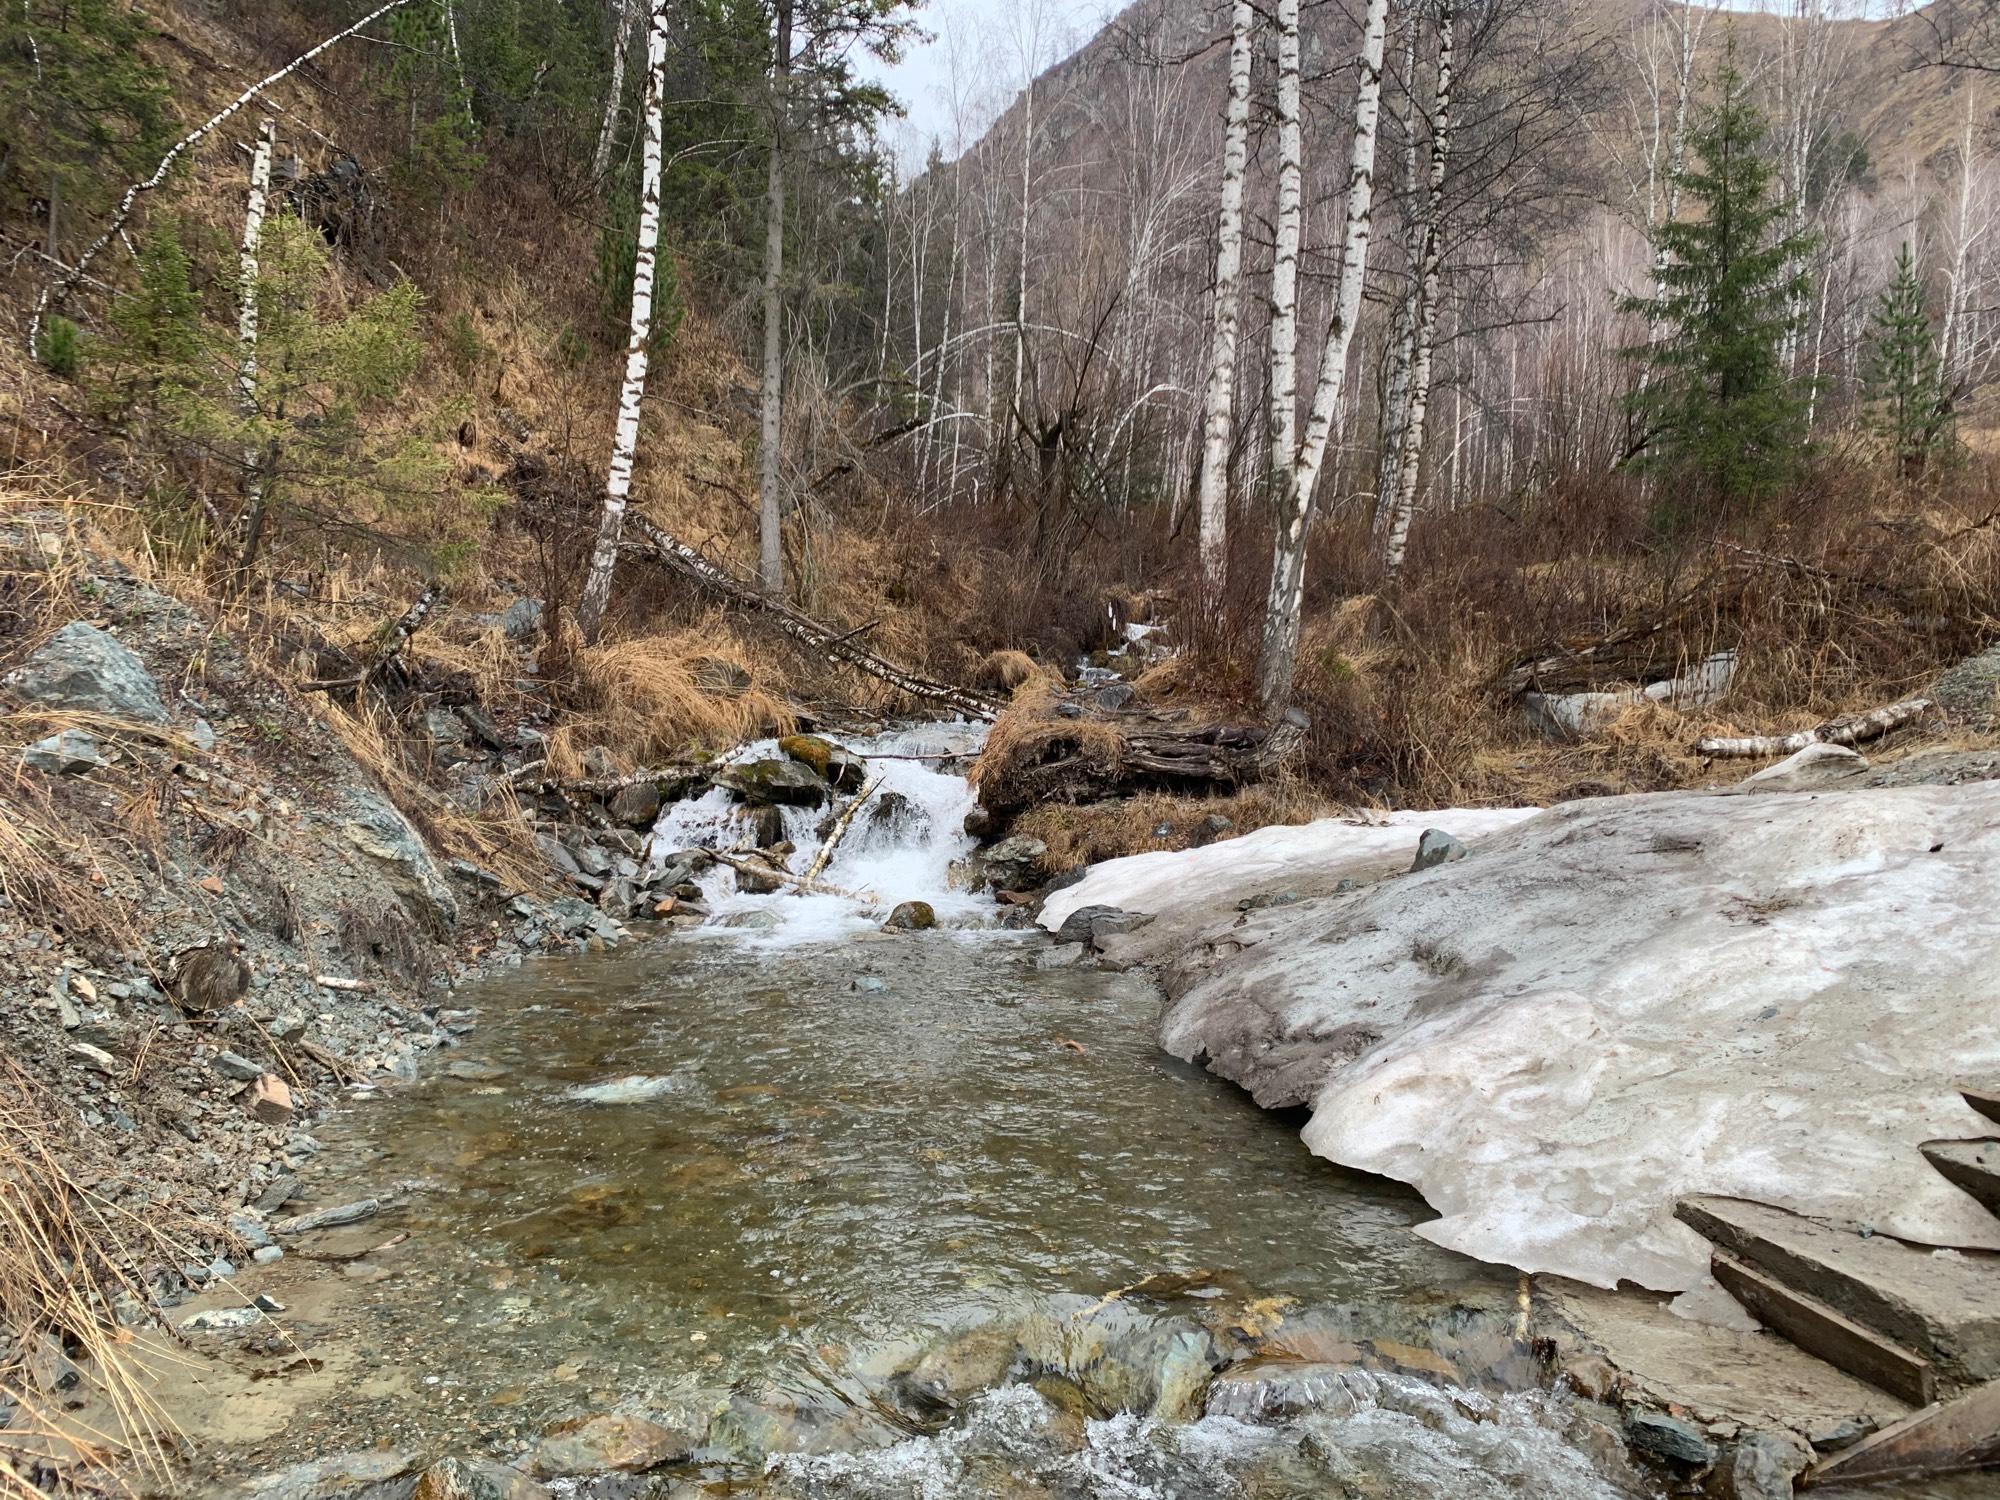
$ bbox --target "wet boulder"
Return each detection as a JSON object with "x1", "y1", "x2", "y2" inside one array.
[
  {"x1": 779, "y1": 734, "x2": 868, "y2": 792},
  {"x1": 973, "y1": 833, "x2": 1046, "y2": 892},
  {"x1": 883, "y1": 900, "x2": 936, "y2": 931},
  {"x1": 607, "y1": 780, "x2": 662, "y2": 828},
  {"x1": 895, "y1": 1320, "x2": 1021, "y2": 1412},
  {"x1": 716, "y1": 757, "x2": 829, "y2": 808},
  {"x1": 527, "y1": 1413, "x2": 693, "y2": 1478},
  {"x1": 412, "y1": 1456, "x2": 545, "y2": 1500},
  {"x1": 8, "y1": 622, "x2": 169, "y2": 723}
]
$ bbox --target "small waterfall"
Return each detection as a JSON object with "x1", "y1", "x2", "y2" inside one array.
[{"x1": 644, "y1": 721, "x2": 992, "y2": 943}]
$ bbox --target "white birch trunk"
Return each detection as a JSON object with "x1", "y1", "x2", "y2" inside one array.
[
  {"x1": 442, "y1": 0, "x2": 472, "y2": 123},
  {"x1": 1193, "y1": 0, "x2": 1255, "y2": 595},
  {"x1": 233, "y1": 120, "x2": 277, "y2": 578},
  {"x1": 1264, "y1": 0, "x2": 1304, "y2": 607},
  {"x1": 758, "y1": 0, "x2": 793, "y2": 594},
  {"x1": 1383, "y1": 3, "x2": 1453, "y2": 588},
  {"x1": 593, "y1": 0, "x2": 636, "y2": 183},
  {"x1": 576, "y1": 1, "x2": 670, "y2": 641},
  {"x1": 1256, "y1": 0, "x2": 1390, "y2": 719}
]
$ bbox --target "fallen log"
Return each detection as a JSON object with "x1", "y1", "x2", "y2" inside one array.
[
  {"x1": 1696, "y1": 698, "x2": 1930, "y2": 759},
  {"x1": 973, "y1": 693, "x2": 1301, "y2": 826},
  {"x1": 623, "y1": 515, "x2": 1002, "y2": 719},
  {"x1": 805, "y1": 775, "x2": 881, "y2": 882}
]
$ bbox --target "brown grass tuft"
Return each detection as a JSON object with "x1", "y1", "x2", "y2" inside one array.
[
  {"x1": 1014, "y1": 781, "x2": 1340, "y2": 871},
  {"x1": 568, "y1": 626, "x2": 796, "y2": 762}
]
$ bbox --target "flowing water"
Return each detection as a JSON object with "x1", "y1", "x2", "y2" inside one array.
[{"x1": 262, "y1": 730, "x2": 1776, "y2": 1496}]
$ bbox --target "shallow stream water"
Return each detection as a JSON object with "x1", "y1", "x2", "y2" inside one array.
[{"x1": 243, "y1": 731, "x2": 1984, "y2": 1499}]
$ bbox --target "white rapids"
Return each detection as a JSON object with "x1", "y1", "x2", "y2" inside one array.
[{"x1": 644, "y1": 721, "x2": 993, "y2": 945}]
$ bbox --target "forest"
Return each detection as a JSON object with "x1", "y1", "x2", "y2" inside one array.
[{"x1": 6, "y1": 0, "x2": 2000, "y2": 827}]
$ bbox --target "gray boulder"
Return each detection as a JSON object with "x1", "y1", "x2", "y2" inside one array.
[
  {"x1": 21, "y1": 729, "x2": 105, "y2": 775},
  {"x1": 714, "y1": 757, "x2": 829, "y2": 808},
  {"x1": 1409, "y1": 828, "x2": 1468, "y2": 872},
  {"x1": 341, "y1": 793, "x2": 459, "y2": 932},
  {"x1": 8, "y1": 622, "x2": 168, "y2": 723},
  {"x1": 1735, "y1": 741, "x2": 1869, "y2": 794},
  {"x1": 242, "y1": 1449, "x2": 419, "y2": 1500},
  {"x1": 1055, "y1": 904, "x2": 1156, "y2": 947},
  {"x1": 1933, "y1": 642, "x2": 2000, "y2": 729}
]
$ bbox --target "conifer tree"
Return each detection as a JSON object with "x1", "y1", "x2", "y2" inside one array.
[
  {"x1": 1624, "y1": 39, "x2": 1815, "y2": 523},
  {"x1": 1864, "y1": 242, "x2": 1952, "y2": 478}
]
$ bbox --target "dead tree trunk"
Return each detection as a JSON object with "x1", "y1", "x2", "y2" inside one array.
[
  {"x1": 1257, "y1": 0, "x2": 1392, "y2": 720},
  {"x1": 576, "y1": 0, "x2": 670, "y2": 642},
  {"x1": 1194, "y1": 0, "x2": 1255, "y2": 598}
]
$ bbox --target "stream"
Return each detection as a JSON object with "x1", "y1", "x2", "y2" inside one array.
[{"x1": 222, "y1": 731, "x2": 1663, "y2": 1496}]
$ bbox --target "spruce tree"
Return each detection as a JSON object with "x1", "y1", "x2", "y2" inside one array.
[
  {"x1": 1624, "y1": 40, "x2": 1815, "y2": 523},
  {"x1": 1864, "y1": 242, "x2": 1952, "y2": 478}
]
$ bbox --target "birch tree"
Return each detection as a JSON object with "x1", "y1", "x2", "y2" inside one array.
[
  {"x1": 759, "y1": 0, "x2": 795, "y2": 594},
  {"x1": 234, "y1": 119, "x2": 277, "y2": 582},
  {"x1": 593, "y1": 0, "x2": 637, "y2": 183},
  {"x1": 1381, "y1": 3, "x2": 1454, "y2": 588},
  {"x1": 577, "y1": 0, "x2": 670, "y2": 642},
  {"x1": 1266, "y1": 0, "x2": 1305, "y2": 618},
  {"x1": 1257, "y1": 0, "x2": 1393, "y2": 720}
]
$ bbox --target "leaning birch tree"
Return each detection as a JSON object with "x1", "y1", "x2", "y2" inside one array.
[
  {"x1": 1257, "y1": 0, "x2": 1393, "y2": 719},
  {"x1": 593, "y1": 0, "x2": 637, "y2": 183},
  {"x1": 577, "y1": 0, "x2": 670, "y2": 642}
]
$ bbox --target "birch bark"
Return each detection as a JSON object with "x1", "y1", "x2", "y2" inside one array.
[
  {"x1": 593, "y1": 0, "x2": 637, "y2": 183},
  {"x1": 1382, "y1": 3, "x2": 1453, "y2": 588},
  {"x1": 1193, "y1": 0, "x2": 1255, "y2": 595},
  {"x1": 1256, "y1": 0, "x2": 1391, "y2": 719},
  {"x1": 576, "y1": 1, "x2": 671, "y2": 640},
  {"x1": 233, "y1": 120, "x2": 277, "y2": 581},
  {"x1": 1264, "y1": 0, "x2": 1304, "y2": 611},
  {"x1": 759, "y1": 0, "x2": 795, "y2": 594}
]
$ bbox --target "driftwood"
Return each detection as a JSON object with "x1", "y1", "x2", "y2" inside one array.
[
  {"x1": 623, "y1": 515, "x2": 1002, "y2": 718},
  {"x1": 510, "y1": 766, "x2": 704, "y2": 795},
  {"x1": 805, "y1": 775, "x2": 881, "y2": 882},
  {"x1": 1696, "y1": 699, "x2": 1931, "y2": 759},
  {"x1": 708, "y1": 848, "x2": 857, "y2": 899}
]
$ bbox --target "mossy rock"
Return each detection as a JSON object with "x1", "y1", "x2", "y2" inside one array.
[
  {"x1": 883, "y1": 900, "x2": 936, "y2": 931},
  {"x1": 779, "y1": 734, "x2": 836, "y2": 776},
  {"x1": 715, "y1": 757, "x2": 828, "y2": 808}
]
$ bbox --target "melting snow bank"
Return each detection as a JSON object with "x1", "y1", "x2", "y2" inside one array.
[
  {"x1": 766, "y1": 1378, "x2": 1635, "y2": 1500},
  {"x1": 1042, "y1": 786, "x2": 2000, "y2": 1291}
]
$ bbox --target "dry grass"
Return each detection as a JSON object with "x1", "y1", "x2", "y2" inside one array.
[
  {"x1": 567, "y1": 624, "x2": 796, "y2": 763},
  {"x1": 1014, "y1": 781, "x2": 1340, "y2": 871},
  {"x1": 0, "y1": 1058, "x2": 197, "y2": 1493},
  {"x1": 971, "y1": 679, "x2": 1127, "y2": 802}
]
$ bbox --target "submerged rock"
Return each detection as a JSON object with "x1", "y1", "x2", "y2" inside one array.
[
  {"x1": 243, "y1": 1449, "x2": 420, "y2": 1500},
  {"x1": 412, "y1": 1456, "x2": 546, "y2": 1500},
  {"x1": 1203, "y1": 1359, "x2": 1373, "y2": 1422},
  {"x1": 528, "y1": 1412, "x2": 692, "y2": 1477},
  {"x1": 565, "y1": 1074, "x2": 680, "y2": 1105}
]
